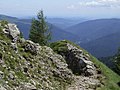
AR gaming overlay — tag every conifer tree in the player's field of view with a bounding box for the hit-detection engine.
[29,10,51,45]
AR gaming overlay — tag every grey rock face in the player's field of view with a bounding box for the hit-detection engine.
[65,43,97,76]
[51,41,103,90]
[24,40,40,55]
[0,86,6,90]
[2,23,20,53]
[19,83,37,90]
[3,23,20,42]
[41,46,74,82]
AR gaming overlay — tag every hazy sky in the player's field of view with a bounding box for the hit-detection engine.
[0,0,120,18]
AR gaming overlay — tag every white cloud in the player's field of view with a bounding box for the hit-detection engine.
[78,1,104,7]
[67,5,76,9]
[99,0,120,4]
[67,0,120,9]
[100,0,119,2]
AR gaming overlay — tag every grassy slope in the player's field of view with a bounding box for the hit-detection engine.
[92,56,120,90]
[0,23,73,89]
[74,42,120,90]
[50,40,120,90]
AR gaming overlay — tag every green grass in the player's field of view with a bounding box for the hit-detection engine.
[50,40,68,53]
[91,56,120,90]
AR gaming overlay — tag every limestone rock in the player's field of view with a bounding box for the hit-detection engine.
[19,83,37,90]
[24,40,40,55]
[51,41,103,90]
[3,23,20,42]
[0,86,6,90]
[57,42,97,76]
[40,46,74,81]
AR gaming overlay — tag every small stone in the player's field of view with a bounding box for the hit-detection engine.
[21,83,37,90]
[9,73,14,80]
[0,86,6,90]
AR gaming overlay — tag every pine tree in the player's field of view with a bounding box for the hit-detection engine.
[29,10,51,46]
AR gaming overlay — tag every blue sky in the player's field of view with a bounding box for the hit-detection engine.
[0,0,120,18]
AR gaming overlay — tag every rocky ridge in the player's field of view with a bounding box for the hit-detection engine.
[0,21,120,90]
[51,41,104,90]
[0,21,73,90]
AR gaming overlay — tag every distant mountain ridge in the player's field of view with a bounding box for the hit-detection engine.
[47,18,87,29]
[1,14,120,58]
[49,24,80,42]
[66,18,120,43]
[0,14,18,21]
[81,32,120,57]
[0,14,80,42]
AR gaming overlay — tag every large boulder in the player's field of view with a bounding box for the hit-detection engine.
[1,23,20,53]
[3,23,20,42]
[23,40,40,55]
[51,40,97,76]
[19,83,37,90]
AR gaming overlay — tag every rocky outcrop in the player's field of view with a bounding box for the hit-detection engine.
[23,40,40,55]
[0,22,73,90]
[66,43,97,76]
[3,23,20,42]
[1,23,20,54]
[51,41,97,76]
[51,41,103,90]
